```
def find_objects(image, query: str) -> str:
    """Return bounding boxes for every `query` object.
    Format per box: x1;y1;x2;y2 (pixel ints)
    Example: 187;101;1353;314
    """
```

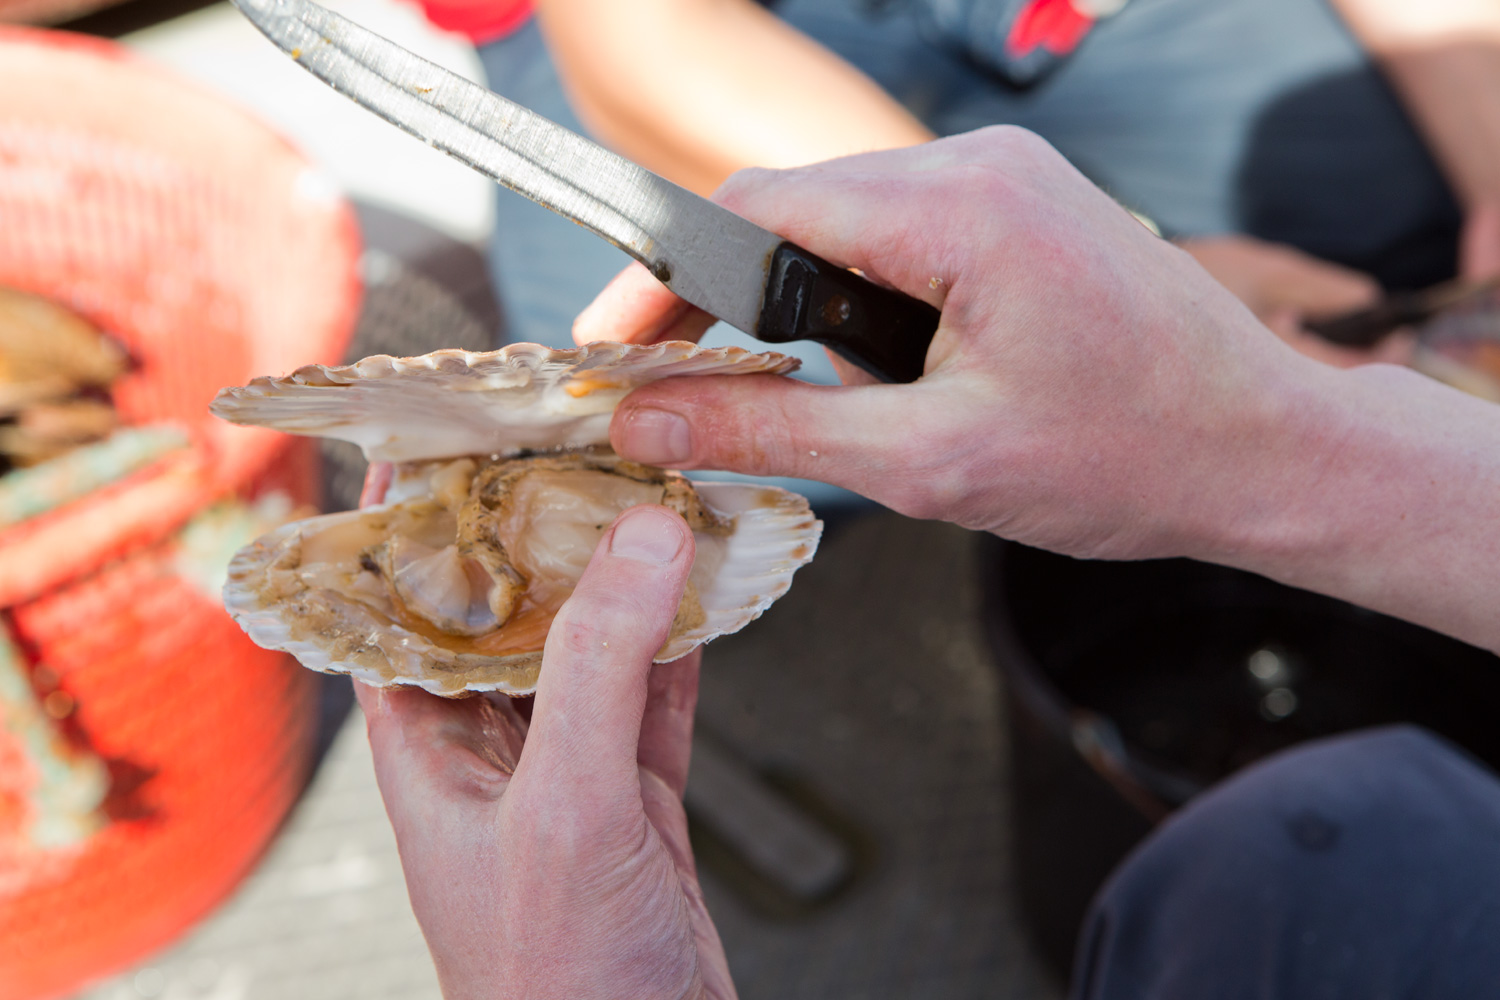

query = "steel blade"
232;0;780;334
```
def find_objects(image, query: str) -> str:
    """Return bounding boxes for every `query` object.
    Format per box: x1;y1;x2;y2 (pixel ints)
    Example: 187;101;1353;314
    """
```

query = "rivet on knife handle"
756;243;938;383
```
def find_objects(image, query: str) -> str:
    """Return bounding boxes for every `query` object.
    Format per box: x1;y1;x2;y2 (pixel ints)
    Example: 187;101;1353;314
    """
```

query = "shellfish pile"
0;287;127;472
211;341;822;697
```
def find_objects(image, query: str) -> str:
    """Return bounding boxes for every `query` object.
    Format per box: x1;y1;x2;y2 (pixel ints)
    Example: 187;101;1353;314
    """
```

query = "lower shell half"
222;456;821;697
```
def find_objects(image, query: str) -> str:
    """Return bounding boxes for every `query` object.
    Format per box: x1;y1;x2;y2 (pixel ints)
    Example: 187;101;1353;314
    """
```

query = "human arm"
1330;0;1500;278
353;492;734;999
531;0;933;196
579;128;1500;654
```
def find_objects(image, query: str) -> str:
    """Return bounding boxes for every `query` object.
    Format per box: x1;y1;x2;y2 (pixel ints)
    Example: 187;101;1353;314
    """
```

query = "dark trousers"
1073;726;1500;999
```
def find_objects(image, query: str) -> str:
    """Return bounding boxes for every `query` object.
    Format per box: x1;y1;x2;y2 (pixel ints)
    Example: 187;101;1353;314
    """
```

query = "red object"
1007;0;1094;57
0;28;360;1000
5;553;317;1000
409;0;531;46
0;451;209;607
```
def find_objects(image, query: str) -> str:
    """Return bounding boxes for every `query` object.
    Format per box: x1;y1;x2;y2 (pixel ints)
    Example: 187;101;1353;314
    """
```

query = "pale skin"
535;0;1500;360
354;502;737;1000
366;129;1499;999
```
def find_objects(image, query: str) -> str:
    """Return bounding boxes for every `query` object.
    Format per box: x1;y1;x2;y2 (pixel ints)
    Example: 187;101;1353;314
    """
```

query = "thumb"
520;505;696;794
610;373;940;506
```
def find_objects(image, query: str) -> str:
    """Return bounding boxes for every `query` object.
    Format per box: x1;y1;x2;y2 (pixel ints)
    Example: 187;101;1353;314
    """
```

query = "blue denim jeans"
1074;726;1500;999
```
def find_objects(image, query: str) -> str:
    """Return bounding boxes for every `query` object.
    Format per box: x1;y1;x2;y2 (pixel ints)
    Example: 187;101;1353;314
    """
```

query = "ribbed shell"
221;482;820;696
213;341;819;695
210;340;800;462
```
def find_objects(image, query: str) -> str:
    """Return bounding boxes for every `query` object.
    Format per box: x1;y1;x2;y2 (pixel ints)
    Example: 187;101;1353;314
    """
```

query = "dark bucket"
979;538;1500;980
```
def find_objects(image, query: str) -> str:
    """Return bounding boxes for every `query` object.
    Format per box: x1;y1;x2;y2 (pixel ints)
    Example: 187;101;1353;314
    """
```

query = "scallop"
211;341;821;696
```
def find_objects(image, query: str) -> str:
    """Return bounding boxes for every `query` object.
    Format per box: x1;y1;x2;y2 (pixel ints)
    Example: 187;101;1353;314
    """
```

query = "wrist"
1169;342;1348;572
1187;357;1500;651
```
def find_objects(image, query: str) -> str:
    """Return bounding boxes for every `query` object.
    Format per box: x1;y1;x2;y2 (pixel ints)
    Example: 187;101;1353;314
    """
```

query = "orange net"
0;28;360;1000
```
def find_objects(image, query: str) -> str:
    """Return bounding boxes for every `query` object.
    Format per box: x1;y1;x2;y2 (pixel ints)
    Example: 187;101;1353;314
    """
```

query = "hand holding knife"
231;0;938;382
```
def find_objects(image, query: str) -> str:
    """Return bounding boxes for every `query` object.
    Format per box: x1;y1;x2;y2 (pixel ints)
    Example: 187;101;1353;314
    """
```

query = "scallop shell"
210;340;801;463
223;480;818;696
212;342;821;696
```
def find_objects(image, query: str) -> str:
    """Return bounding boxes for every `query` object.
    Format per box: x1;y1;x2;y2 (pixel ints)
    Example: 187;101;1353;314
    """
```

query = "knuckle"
989;124;1056;167
756;392;808;475
701;416;772;474
713;166;777;211
691;376;795;475
944;160;1012;204
881;424;978;522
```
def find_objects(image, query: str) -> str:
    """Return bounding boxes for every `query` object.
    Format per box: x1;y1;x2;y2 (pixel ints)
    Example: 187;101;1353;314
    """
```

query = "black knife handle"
1303;291;1432;347
755;242;939;383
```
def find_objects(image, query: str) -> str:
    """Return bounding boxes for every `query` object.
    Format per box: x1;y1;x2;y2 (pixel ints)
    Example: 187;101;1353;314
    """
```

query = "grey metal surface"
231;0;781;337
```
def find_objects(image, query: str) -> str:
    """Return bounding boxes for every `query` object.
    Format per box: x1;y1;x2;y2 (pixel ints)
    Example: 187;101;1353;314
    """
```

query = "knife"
1304;275;1500;347
230;0;939;383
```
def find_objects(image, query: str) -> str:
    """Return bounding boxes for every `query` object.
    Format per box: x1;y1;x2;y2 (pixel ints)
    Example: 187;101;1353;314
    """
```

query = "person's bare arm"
584;129;1500;654
532;0;933;195
1330;0;1500;277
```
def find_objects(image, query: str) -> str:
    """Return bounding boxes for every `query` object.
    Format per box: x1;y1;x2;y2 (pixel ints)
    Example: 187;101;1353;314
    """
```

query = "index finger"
573;261;717;346
574;259;883;387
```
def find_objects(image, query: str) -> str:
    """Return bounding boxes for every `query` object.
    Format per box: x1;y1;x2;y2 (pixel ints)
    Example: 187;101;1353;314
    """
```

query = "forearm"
1200;357;1500;654
1331;0;1500;209
589;128;1500;654
533;0;933;195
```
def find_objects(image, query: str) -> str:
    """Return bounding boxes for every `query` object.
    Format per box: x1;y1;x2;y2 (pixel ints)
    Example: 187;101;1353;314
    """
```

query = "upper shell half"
210;340;801;462
211;342;821;697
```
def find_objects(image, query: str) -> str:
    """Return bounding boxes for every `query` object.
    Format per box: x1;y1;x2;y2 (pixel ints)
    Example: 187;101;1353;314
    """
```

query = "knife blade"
230;0;938;382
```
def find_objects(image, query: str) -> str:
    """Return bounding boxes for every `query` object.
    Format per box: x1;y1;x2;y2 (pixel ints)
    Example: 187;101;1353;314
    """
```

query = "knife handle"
755;242;938;383
1303;291;1432;347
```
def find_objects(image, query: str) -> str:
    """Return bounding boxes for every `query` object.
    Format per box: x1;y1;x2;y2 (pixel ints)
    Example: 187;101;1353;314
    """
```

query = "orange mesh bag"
0;28;360;1000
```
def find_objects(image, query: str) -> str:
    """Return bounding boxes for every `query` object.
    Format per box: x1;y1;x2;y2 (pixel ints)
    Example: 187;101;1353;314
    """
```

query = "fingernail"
619;407;692;465
609;508;685;565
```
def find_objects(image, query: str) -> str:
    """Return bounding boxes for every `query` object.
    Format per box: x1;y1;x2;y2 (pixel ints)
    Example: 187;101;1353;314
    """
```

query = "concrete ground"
75;509;1063;1000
